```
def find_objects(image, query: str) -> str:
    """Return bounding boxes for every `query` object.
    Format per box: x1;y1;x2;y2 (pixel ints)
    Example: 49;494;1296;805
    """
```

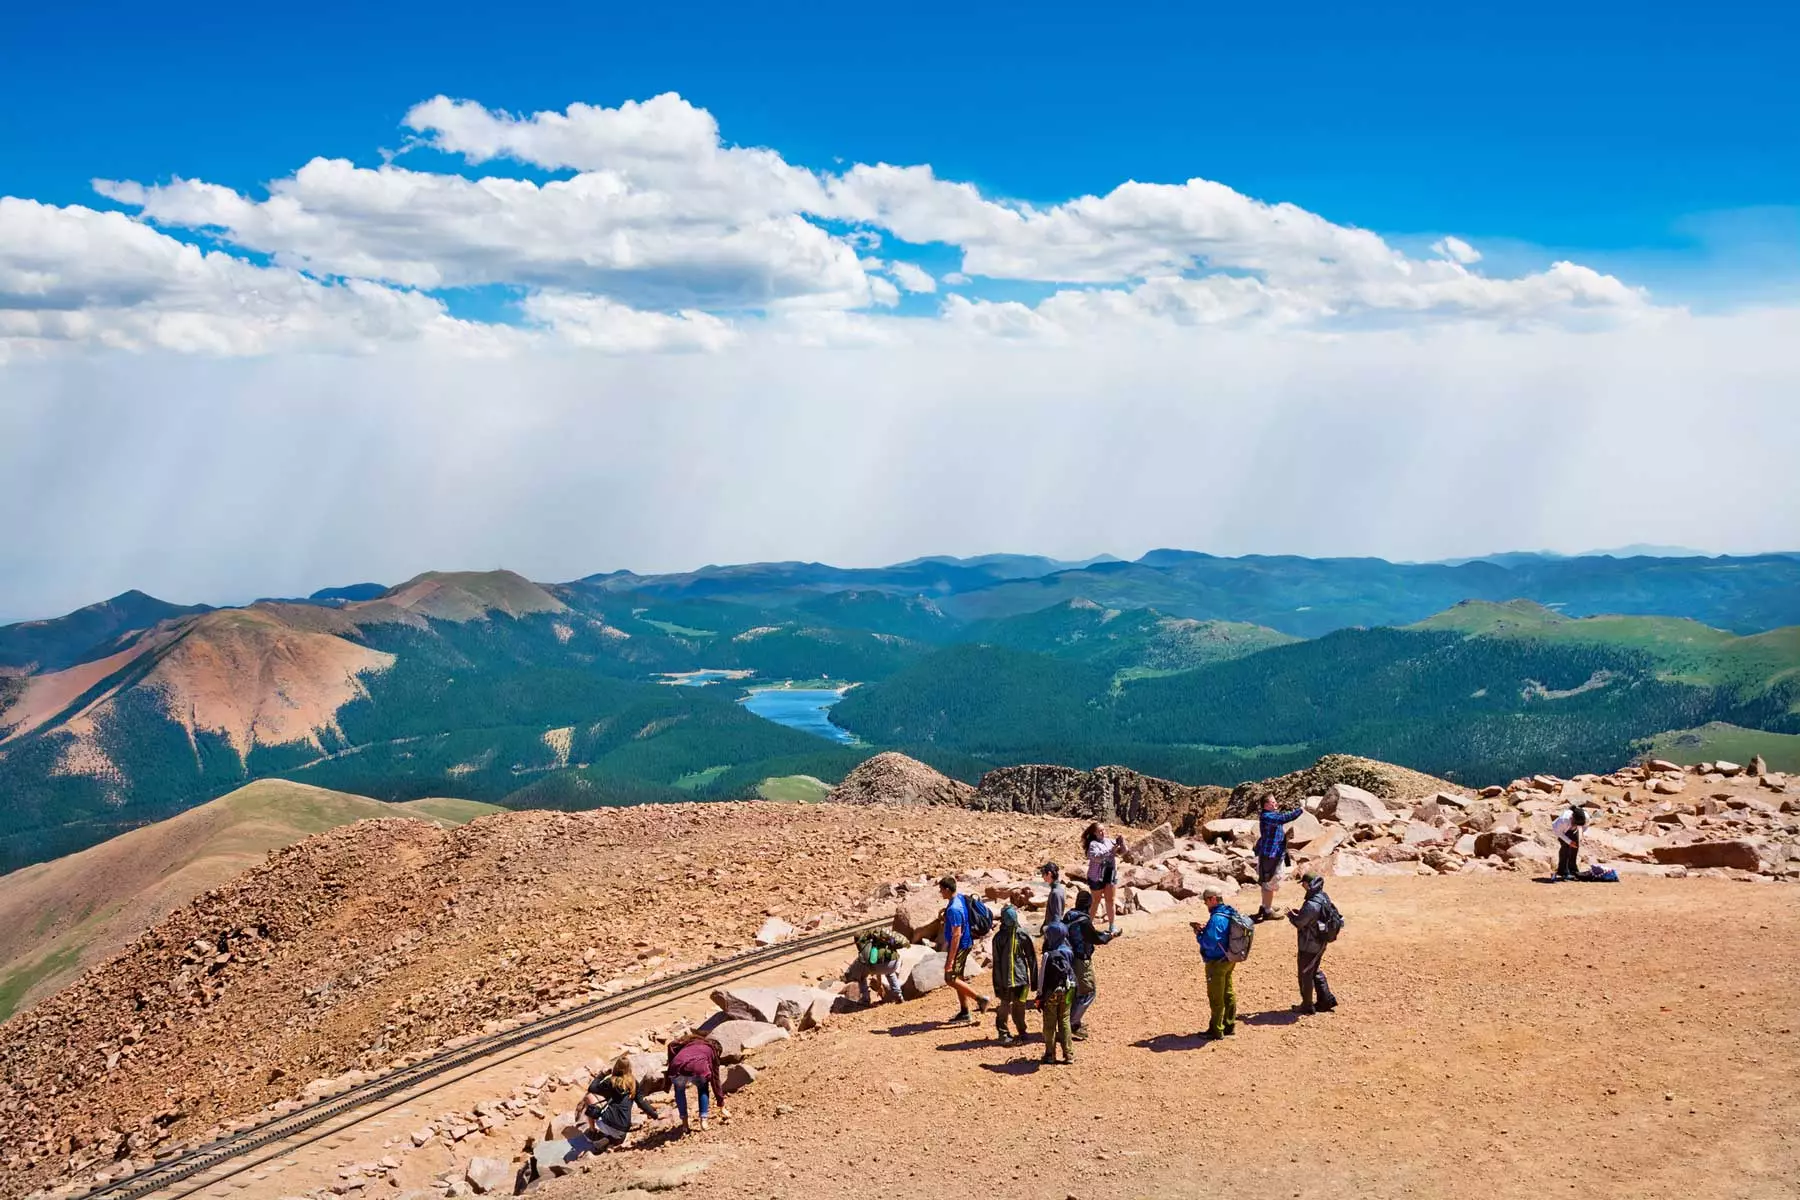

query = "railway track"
80;916;892;1200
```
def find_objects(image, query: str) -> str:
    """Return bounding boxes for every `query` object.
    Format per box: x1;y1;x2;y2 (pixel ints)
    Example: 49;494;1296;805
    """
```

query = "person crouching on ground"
1286;871;1340;1014
990;903;1038;1045
664;1031;730;1133
1190;888;1239;1041
1254;796;1305;922
1082;823;1126;934
580;1055;663;1149
938;875;994;1026
1062;888;1118;1041
1037;920;1078;1064
1551;802;1589;881
852;927;909;1005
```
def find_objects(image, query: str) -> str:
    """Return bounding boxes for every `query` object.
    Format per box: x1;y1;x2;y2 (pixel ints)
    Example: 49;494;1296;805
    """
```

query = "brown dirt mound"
1223;752;1456;816
0;801;1087;1197
827;752;976;806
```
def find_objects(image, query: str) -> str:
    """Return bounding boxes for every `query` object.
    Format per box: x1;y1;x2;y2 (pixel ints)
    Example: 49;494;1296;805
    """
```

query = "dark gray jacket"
1288;875;1335;953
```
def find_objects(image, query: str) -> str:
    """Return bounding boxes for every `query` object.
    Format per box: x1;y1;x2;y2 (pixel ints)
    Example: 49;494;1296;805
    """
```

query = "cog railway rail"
79;916;890;1200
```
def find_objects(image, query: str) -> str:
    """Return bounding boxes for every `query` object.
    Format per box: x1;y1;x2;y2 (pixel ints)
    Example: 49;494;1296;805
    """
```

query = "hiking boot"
1298;1003;1316;1015
945;1010;973;1026
697;1117;709;1132
1061;1053;1076;1065
1040;1054;1057;1065
997;1032;1015;1046
1223;1023;1237;1036
976;994;995;1013
1072;1026;1090;1041
1317;999;1338;1012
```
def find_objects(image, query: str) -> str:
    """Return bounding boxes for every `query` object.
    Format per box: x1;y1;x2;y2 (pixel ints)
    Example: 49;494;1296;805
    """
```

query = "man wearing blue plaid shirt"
1254;796;1305;922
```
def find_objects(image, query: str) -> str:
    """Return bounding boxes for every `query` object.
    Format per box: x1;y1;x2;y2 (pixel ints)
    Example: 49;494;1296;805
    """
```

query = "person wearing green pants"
1037;921;1078;1064
1192;888;1241;1040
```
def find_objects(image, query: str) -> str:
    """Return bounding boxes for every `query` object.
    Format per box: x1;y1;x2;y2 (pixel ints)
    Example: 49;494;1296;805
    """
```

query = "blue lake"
740;688;856;743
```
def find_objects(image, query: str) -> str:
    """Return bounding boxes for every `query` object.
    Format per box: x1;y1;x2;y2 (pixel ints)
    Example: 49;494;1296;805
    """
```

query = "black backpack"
965;895;995;939
1316;895;1346;944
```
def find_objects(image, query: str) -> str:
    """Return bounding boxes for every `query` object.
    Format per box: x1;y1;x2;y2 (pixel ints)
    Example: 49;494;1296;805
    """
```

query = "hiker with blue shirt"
937;875;994;1026
1190;887;1246;1040
1254;796;1306;922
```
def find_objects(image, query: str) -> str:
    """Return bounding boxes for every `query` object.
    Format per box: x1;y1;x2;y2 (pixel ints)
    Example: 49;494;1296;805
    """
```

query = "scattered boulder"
1650;840;1774;872
1748;754;1769;777
464;1157;513;1196
754;917;797;946
1127;823;1178;864
1320;784;1394;827
893;892;945;942
1284;811;1327;847
901;951;948;999
702;1020;790;1062
1132;888;1179;914
1202;818;1256;843
1714;760;1743;777
722;1063;759;1094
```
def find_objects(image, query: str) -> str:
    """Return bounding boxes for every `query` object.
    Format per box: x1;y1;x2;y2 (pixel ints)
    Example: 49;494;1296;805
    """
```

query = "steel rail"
79;915;892;1200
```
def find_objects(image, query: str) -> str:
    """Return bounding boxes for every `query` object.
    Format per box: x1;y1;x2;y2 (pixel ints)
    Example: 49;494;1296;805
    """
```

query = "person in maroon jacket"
665;1031;731;1132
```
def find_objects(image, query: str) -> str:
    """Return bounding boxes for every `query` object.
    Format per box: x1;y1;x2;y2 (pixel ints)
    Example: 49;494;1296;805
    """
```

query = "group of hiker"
574;809;1354;1151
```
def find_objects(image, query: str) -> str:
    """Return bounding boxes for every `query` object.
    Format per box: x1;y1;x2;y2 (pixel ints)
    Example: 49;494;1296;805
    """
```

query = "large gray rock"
1650;839;1776;872
892;891;944;942
710;985;837;1029
1284;811;1327;847
465;1158;513;1196
1131;888;1179;914
1320;784;1393;826
1202;818;1257;843
1127;823;1178;864
722;1063;758;1094
703;1019;790;1061
902;950;948;998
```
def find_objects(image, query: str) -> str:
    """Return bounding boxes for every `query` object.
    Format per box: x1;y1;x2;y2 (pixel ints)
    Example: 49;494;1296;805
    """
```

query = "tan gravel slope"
0;802;1090;1196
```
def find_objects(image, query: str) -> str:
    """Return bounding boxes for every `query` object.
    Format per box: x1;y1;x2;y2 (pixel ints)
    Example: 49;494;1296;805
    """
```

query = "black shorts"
1090;859;1117;889
1257;855;1286;886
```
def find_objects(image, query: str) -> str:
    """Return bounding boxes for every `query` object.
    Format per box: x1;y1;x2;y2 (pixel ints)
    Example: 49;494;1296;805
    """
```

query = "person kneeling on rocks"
1062;888;1118;1041
580;1055;663;1149
852;927;909;1005
1286;871;1342;1014
1037;921;1078;1064
665;1031;731;1133
990;903;1039;1045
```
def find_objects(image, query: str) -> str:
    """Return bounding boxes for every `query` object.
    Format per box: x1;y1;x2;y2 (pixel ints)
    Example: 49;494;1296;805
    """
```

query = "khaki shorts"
948;946;972;981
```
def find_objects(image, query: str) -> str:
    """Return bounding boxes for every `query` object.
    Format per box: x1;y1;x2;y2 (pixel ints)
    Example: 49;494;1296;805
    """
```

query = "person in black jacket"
580;1055;663;1148
1286;872;1340;1015
1062;889;1119;1041
1037;922;1078;1065
989;904;1039;1045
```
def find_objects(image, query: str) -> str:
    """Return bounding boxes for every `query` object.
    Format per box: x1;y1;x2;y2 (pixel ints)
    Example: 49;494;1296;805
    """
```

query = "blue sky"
2;1;1797;617
5;0;1794;291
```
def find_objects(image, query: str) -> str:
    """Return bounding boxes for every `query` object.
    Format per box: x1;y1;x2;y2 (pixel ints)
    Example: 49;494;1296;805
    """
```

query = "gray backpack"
1224;908;1256;962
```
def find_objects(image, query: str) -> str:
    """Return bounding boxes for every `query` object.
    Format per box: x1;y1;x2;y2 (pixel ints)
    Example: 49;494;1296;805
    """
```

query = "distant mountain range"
4;550;1799;875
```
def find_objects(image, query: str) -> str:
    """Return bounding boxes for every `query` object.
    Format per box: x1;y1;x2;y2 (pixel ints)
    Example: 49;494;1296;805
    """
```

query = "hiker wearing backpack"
1040;862;1068;934
1254;796;1305;923
1286;871;1341;1014
852;927;909;1005
1062;888;1118;1041
1550;802;1589;881
1037;920;1078;1064
1190;887;1252;1040
938;875;996;1026
990;903;1039;1045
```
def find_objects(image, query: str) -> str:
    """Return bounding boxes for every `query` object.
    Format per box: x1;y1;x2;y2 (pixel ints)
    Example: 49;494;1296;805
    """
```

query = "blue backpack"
966;895;995;938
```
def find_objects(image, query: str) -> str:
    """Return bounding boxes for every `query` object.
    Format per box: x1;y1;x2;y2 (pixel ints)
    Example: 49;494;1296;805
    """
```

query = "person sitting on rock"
937;875;994;1026
1040;862;1068;934
1253;796;1306;922
1082;824;1126;934
1062;889;1119;1041
664;1032;730;1133
851;927;909;1005
1286;871;1341;1014
580;1055;663;1149
1551;802;1589;881
1037;920;1078;1065
990;903;1039;1045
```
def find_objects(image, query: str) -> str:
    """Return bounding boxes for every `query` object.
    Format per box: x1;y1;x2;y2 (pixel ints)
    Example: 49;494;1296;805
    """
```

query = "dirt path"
542;875;1800;1199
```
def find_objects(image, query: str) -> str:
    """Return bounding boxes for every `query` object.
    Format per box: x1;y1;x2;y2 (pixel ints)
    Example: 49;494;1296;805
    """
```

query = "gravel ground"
542;873;1800;1199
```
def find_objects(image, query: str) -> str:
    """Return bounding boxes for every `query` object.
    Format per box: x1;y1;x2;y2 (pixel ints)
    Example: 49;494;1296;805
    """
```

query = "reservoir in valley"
740;686;857;744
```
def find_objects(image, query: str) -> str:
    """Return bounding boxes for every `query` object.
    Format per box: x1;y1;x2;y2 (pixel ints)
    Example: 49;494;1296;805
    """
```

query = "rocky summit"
827;752;976;807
